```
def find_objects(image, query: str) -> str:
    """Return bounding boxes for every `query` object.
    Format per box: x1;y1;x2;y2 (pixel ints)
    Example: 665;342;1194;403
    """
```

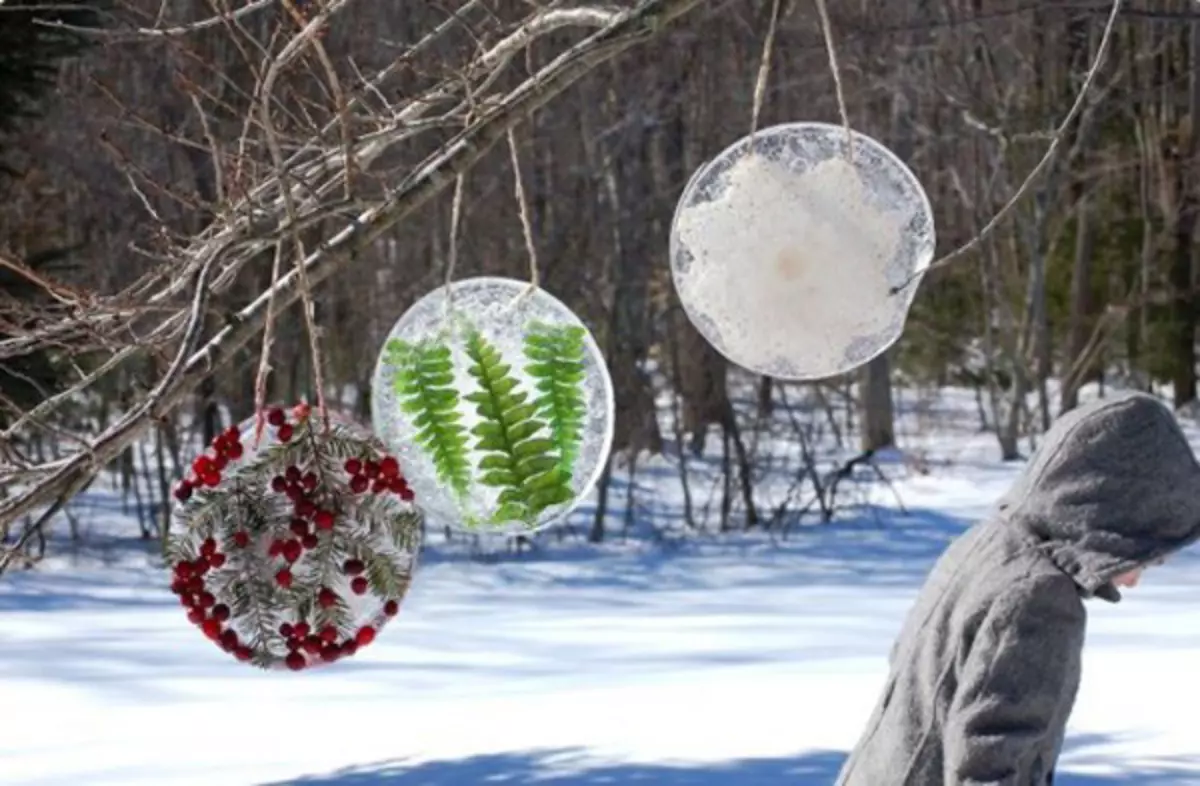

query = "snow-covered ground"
3;387;1200;785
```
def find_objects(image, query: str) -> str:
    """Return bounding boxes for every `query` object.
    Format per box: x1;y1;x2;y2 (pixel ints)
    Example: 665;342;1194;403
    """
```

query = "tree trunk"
860;353;895;450
1171;19;1200;407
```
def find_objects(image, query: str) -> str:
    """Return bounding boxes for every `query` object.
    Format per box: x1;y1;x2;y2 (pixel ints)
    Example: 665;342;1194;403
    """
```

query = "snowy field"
3;388;1200;784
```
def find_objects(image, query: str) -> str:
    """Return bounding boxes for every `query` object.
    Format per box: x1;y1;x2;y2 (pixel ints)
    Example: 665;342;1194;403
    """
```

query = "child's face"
1112;557;1167;588
1112;568;1145;588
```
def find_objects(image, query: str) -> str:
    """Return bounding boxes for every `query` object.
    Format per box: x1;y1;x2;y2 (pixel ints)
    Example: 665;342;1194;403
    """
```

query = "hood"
1000;392;1200;602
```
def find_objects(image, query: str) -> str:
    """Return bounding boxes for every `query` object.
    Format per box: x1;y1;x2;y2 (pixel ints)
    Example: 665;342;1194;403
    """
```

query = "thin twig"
889;0;1125;295
33;0;275;38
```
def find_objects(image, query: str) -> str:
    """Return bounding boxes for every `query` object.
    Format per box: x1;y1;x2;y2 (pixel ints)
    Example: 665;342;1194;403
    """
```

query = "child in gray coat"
836;392;1200;785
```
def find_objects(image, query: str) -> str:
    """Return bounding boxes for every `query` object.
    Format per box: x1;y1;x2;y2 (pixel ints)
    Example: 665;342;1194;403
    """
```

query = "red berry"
350;576;368;595
192;456;215;476
275;569;293;588
302;533;319;549
280;622;294;637
278;424;294;442
343;559;364;575
174;482;193;502
383;599;399;617
285;651;306;670
371;479;387;494
214;454;229;471
198;591;216;608
226;442;244;459
302;472;318;491
271;476;288;493
267;407;286;427
318;587;337;608
399;486;414;502
344;458;362;475
180;594;195;608
340;640;358;656
296;500;316;519
200;470;221;487
212;604;230;622
285;484;304;502
201;619;222;640
193;556;210;574
350;475;369;494
186;575;203;593
364;460;380;478
187;607;205;624
174;561;193;578
379;457;400;477
314;510;335;530
303;635;322;654
319;625;338;643
285;637;302;651
282;540;302;563
170;579;187;595
268;539;285;557
233;531;250;548
293;622;310;638
355;626;376;647
235;646;253;661
220;629;239;651
320;645;340;663
208;553;226;569
285;466;301;483
289;518;309;536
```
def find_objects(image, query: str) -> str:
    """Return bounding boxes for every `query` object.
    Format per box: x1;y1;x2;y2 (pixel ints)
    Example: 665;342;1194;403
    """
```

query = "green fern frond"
524;322;588;476
385;338;472;498
463;330;574;526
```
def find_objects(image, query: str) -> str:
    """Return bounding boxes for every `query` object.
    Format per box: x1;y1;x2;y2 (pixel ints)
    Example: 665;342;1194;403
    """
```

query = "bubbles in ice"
370;277;615;535
669;122;936;380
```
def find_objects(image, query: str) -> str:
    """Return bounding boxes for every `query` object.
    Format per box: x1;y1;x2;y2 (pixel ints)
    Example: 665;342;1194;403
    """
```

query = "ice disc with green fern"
370;277;615;534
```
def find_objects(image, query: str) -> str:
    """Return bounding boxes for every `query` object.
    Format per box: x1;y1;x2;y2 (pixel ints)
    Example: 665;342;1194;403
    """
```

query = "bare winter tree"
0;0;715;570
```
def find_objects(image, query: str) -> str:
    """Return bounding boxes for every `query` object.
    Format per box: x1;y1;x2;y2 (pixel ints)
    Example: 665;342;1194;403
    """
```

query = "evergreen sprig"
169;411;423;670
463;330;574;525
385;338;471;498
524;322;588;476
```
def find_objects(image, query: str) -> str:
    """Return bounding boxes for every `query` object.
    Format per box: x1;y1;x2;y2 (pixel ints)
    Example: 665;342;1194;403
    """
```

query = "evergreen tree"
0;0;101;424
0;0;101;135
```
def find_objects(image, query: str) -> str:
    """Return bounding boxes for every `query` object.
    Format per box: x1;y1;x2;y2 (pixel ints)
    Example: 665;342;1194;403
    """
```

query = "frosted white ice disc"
669;122;936;380
370;277;615;535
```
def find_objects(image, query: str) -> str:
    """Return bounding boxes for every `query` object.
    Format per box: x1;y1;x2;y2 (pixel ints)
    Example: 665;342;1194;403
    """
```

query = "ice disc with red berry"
167;404;422;670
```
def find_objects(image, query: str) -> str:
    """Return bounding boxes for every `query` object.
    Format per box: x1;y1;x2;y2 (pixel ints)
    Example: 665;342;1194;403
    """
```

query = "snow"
3;386;1200;784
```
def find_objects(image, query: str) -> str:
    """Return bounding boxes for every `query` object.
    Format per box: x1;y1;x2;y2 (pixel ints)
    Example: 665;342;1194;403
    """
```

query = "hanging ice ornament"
167;405;422;671
668;122;937;380
371;276;615;534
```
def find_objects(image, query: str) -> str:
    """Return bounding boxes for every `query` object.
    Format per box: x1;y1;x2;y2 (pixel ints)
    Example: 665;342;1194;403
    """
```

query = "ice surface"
670;123;937;380
168;411;421;671
370;277;615;535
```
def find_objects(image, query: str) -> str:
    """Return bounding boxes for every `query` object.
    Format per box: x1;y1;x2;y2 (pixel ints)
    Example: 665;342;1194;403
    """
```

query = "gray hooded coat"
836;392;1200;786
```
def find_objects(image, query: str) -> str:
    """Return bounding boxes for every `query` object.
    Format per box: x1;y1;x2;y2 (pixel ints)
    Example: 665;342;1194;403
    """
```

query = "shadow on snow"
264;738;1200;785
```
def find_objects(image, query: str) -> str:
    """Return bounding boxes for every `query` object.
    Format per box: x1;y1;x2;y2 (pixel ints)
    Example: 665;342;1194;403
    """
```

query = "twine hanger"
747;0;853;163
